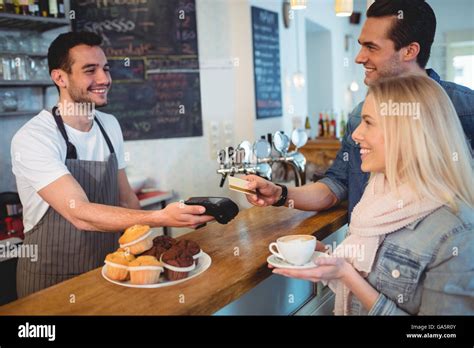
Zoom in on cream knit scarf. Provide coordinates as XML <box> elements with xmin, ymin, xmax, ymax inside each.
<box><xmin>332</xmin><ymin>173</ymin><xmax>443</xmax><ymax>315</ymax></box>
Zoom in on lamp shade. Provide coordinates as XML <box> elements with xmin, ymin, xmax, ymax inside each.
<box><xmin>335</xmin><ymin>0</ymin><xmax>353</xmax><ymax>17</ymax></box>
<box><xmin>293</xmin><ymin>71</ymin><xmax>306</xmax><ymax>89</ymax></box>
<box><xmin>290</xmin><ymin>0</ymin><xmax>307</xmax><ymax>10</ymax></box>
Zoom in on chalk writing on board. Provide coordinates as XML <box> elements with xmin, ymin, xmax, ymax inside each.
<box><xmin>72</xmin><ymin>0</ymin><xmax>202</xmax><ymax>140</ymax></box>
<box><xmin>251</xmin><ymin>6</ymin><xmax>282</xmax><ymax>119</ymax></box>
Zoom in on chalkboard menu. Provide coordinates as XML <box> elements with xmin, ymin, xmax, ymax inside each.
<box><xmin>71</xmin><ymin>0</ymin><xmax>202</xmax><ymax>140</ymax></box>
<box><xmin>251</xmin><ymin>6</ymin><xmax>282</xmax><ymax>119</ymax></box>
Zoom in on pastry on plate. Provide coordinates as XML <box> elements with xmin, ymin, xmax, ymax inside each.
<box><xmin>128</xmin><ymin>256</ymin><xmax>164</xmax><ymax>285</ymax></box>
<box><xmin>176</xmin><ymin>239</ymin><xmax>202</xmax><ymax>265</ymax></box>
<box><xmin>104</xmin><ymin>250</ymin><xmax>135</xmax><ymax>281</ymax></box>
<box><xmin>119</xmin><ymin>225</ymin><xmax>154</xmax><ymax>255</ymax></box>
<box><xmin>160</xmin><ymin>247</ymin><xmax>195</xmax><ymax>281</ymax></box>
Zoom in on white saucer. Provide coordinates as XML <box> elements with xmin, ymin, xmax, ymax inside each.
<box><xmin>267</xmin><ymin>251</ymin><xmax>327</xmax><ymax>269</ymax></box>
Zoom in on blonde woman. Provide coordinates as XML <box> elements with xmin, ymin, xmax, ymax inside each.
<box><xmin>272</xmin><ymin>75</ymin><xmax>474</xmax><ymax>315</ymax></box>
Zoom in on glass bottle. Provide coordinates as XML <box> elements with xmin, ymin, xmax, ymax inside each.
<box><xmin>304</xmin><ymin>115</ymin><xmax>311</xmax><ymax>140</ymax></box>
<box><xmin>339</xmin><ymin>110</ymin><xmax>347</xmax><ymax>139</ymax></box>
<box><xmin>48</xmin><ymin>0</ymin><xmax>57</xmax><ymax>17</ymax></box>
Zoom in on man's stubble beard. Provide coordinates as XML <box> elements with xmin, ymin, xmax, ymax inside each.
<box><xmin>367</xmin><ymin>54</ymin><xmax>405</xmax><ymax>86</ymax></box>
<box><xmin>68</xmin><ymin>80</ymin><xmax>108</xmax><ymax>108</ymax></box>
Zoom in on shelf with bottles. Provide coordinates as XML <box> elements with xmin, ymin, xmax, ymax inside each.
<box><xmin>0</xmin><ymin>1</ymin><xmax>70</xmax><ymax>118</ymax></box>
<box><xmin>0</xmin><ymin>13</ymin><xmax>68</xmax><ymax>32</ymax></box>
<box><xmin>314</xmin><ymin>111</ymin><xmax>339</xmax><ymax>140</ymax></box>
<box><xmin>0</xmin><ymin>1</ymin><xmax>67</xmax><ymax>32</ymax></box>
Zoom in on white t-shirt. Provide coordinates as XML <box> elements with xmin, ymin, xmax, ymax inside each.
<box><xmin>11</xmin><ymin>109</ymin><xmax>127</xmax><ymax>232</ymax></box>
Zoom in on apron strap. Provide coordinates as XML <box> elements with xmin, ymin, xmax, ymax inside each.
<box><xmin>52</xmin><ymin>106</ymin><xmax>78</xmax><ymax>160</ymax></box>
<box><xmin>94</xmin><ymin>116</ymin><xmax>116</xmax><ymax>154</ymax></box>
<box><xmin>51</xmin><ymin>107</ymin><xmax>116</xmax><ymax>159</ymax></box>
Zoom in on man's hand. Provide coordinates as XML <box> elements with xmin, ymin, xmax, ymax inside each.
<box><xmin>157</xmin><ymin>202</ymin><xmax>214</xmax><ymax>229</ymax></box>
<box><xmin>243</xmin><ymin>175</ymin><xmax>282</xmax><ymax>207</ymax></box>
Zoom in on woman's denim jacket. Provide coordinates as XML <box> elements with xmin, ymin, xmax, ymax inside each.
<box><xmin>349</xmin><ymin>202</ymin><xmax>474</xmax><ymax>315</ymax></box>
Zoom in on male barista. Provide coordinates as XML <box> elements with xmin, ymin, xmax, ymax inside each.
<box><xmin>11</xmin><ymin>32</ymin><xmax>213</xmax><ymax>297</ymax></box>
<box><xmin>246</xmin><ymin>0</ymin><xmax>473</xmax><ymax>217</ymax></box>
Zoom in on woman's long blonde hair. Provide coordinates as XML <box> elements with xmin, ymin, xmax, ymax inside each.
<box><xmin>368</xmin><ymin>74</ymin><xmax>474</xmax><ymax>212</ymax></box>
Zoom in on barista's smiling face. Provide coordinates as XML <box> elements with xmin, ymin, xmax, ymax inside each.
<box><xmin>57</xmin><ymin>44</ymin><xmax>112</xmax><ymax>107</ymax></box>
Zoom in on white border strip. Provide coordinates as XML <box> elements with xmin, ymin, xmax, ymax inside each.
<box><xmin>193</xmin><ymin>249</ymin><xmax>203</xmax><ymax>260</ymax></box>
<box><xmin>160</xmin><ymin>256</ymin><xmax>196</xmax><ymax>273</ymax></box>
<box><xmin>119</xmin><ymin>229</ymin><xmax>153</xmax><ymax>248</ymax></box>
<box><xmin>104</xmin><ymin>260</ymin><xmax>129</xmax><ymax>270</ymax></box>
<box><xmin>128</xmin><ymin>265</ymin><xmax>164</xmax><ymax>272</ymax></box>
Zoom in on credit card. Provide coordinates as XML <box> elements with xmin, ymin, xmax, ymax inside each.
<box><xmin>228</xmin><ymin>176</ymin><xmax>257</xmax><ymax>195</ymax></box>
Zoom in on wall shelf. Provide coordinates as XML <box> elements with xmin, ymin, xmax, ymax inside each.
<box><xmin>0</xmin><ymin>111</ymin><xmax>37</xmax><ymax>118</ymax></box>
<box><xmin>0</xmin><ymin>13</ymin><xmax>69</xmax><ymax>32</ymax></box>
<box><xmin>0</xmin><ymin>80</ymin><xmax>53</xmax><ymax>87</ymax></box>
<box><xmin>0</xmin><ymin>51</ymin><xmax>47</xmax><ymax>58</ymax></box>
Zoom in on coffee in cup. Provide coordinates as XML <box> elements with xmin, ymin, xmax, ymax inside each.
<box><xmin>268</xmin><ymin>235</ymin><xmax>316</xmax><ymax>266</ymax></box>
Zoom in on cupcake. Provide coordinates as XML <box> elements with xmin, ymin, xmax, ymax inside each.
<box><xmin>176</xmin><ymin>240</ymin><xmax>202</xmax><ymax>265</ymax></box>
<box><xmin>128</xmin><ymin>256</ymin><xmax>164</xmax><ymax>285</ymax></box>
<box><xmin>119</xmin><ymin>225</ymin><xmax>154</xmax><ymax>255</ymax></box>
<box><xmin>154</xmin><ymin>235</ymin><xmax>178</xmax><ymax>249</ymax></box>
<box><xmin>104</xmin><ymin>250</ymin><xmax>136</xmax><ymax>281</ymax></box>
<box><xmin>160</xmin><ymin>247</ymin><xmax>195</xmax><ymax>281</ymax></box>
<box><xmin>141</xmin><ymin>235</ymin><xmax>178</xmax><ymax>260</ymax></box>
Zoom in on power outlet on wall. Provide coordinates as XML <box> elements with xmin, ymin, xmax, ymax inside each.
<box><xmin>209</xmin><ymin>121</ymin><xmax>220</xmax><ymax>161</ymax></box>
<box><xmin>222</xmin><ymin>121</ymin><xmax>234</xmax><ymax>148</ymax></box>
<box><xmin>208</xmin><ymin>120</ymin><xmax>235</xmax><ymax>162</ymax></box>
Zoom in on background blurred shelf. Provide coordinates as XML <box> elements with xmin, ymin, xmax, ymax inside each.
<box><xmin>0</xmin><ymin>13</ymin><xmax>69</xmax><ymax>32</ymax></box>
<box><xmin>0</xmin><ymin>111</ymin><xmax>38</xmax><ymax>118</ymax></box>
<box><xmin>0</xmin><ymin>80</ymin><xmax>53</xmax><ymax>87</ymax></box>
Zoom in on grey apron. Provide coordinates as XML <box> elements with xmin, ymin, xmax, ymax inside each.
<box><xmin>17</xmin><ymin>107</ymin><xmax>120</xmax><ymax>298</ymax></box>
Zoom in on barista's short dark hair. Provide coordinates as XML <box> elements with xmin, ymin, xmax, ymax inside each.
<box><xmin>48</xmin><ymin>31</ymin><xmax>103</xmax><ymax>75</ymax></box>
<box><xmin>367</xmin><ymin>0</ymin><xmax>436</xmax><ymax>68</ymax></box>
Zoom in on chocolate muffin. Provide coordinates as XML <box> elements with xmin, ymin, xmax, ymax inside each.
<box><xmin>161</xmin><ymin>247</ymin><xmax>195</xmax><ymax>281</ymax></box>
<box><xmin>141</xmin><ymin>235</ymin><xmax>178</xmax><ymax>259</ymax></box>
<box><xmin>153</xmin><ymin>235</ymin><xmax>178</xmax><ymax>249</ymax></box>
<box><xmin>176</xmin><ymin>240</ymin><xmax>201</xmax><ymax>265</ymax></box>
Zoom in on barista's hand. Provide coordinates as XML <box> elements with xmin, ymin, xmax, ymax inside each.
<box><xmin>157</xmin><ymin>202</ymin><xmax>214</xmax><ymax>228</ymax></box>
<box><xmin>243</xmin><ymin>175</ymin><xmax>282</xmax><ymax>207</ymax></box>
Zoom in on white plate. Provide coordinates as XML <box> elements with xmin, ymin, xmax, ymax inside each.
<box><xmin>267</xmin><ymin>251</ymin><xmax>327</xmax><ymax>269</ymax></box>
<box><xmin>102</xmin><ymin>252</ymin><xmax>212</xmax><ymax>288</ymax></box>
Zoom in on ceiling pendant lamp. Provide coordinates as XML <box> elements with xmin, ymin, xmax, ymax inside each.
<box><xmin>335</xmin><ymin>0</ymin><xmax>353</xmax><ymax>17</ymax></box>
<box><xmin>290</xmin><ymin>0</ymin><xmax>307</xmax><ymax>10</ymax></box>
<box><xmin>292</xmin><ymin>12</ymin><xmax>305</xmax><ymax>90</ymax></box>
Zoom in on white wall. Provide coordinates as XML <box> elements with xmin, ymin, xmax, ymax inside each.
<box><xmin>426</xmin><ymin>0</ymin><xmax>474</xmax><ymax>79</ymax></box>
<box><xmin>306</xmin><ymin>25</ymin><xmax>334</xmax><ymax>138</ymax></box>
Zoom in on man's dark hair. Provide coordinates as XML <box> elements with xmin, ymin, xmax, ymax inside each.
<box><xmin>367</xmin><ymin>0</ymin><xmax>436</xmax><ymax>68</ymax></box>
<box><xmin>48</xmin><ymin>31</ymin><xmax>103</xmax><ymax>75</ymax></box>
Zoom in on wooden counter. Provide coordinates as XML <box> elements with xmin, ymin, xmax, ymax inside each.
<box><xmin>0</xmin><ymin>204</ymin><xmax>347</xmax><ymax>315</ymax></box>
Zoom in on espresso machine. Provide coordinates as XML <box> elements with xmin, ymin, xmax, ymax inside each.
<box><xmin>217</xmin><ymin>129</ymin><xmax>308</xmax><ymax>187</ymax></box>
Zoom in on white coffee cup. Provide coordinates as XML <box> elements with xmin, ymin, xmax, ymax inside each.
<box><xmin>269</xmin><ymin>235</ymin><xmax>316</xmax><ymax>266</ymax></box>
